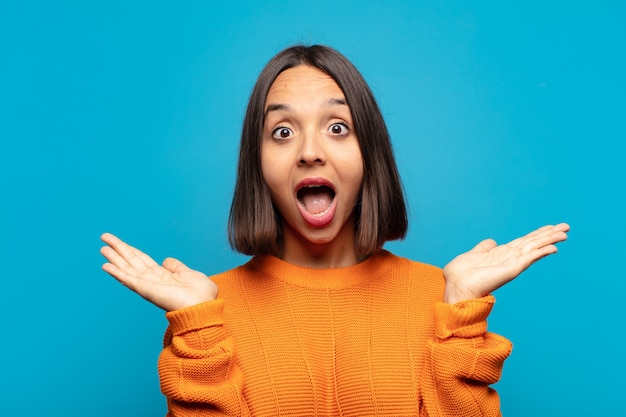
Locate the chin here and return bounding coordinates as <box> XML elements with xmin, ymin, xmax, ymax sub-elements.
<box><xmin>303</xmin><ymin>232</ymin><xmax>338</xmax><ymax>245</ymax></box>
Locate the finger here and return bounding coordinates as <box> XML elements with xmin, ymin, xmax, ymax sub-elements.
<box><xmin>553</xmin><ymin>222</ymin><xmax>570</xmax><ymax>233</ymax></box>
<box><xmin>100</xmin><ymin>245</ymin><xmax>133</xmax><ymax>272</ymax></box>
<box><xmin>507</xmin><ymin>225</ymin><xmax>554</xmax><ymax>248</ymax></box>
<box><xmin>100</xmin><ymin>232</ymin><xmax>158</xmax><ymax>271</ymax></box>
<box><xmin>101</xmin><ymin>243</ymin><xmax>148</xmax><ymax>274</ymax></box>
<box><xmin>518</xmin><ymin>244</ymin><xmax>559</xmax><ymax>270</ymax></box>
<box><xmin>520</xmin><ymin>228</ymin><xmax>569</xmax><ymax>253</ymax></box>
<box><xmin>102</xmin><ymin>261</ymin><xmax>139</xmax><ymax>290</ymax></box>
<box><xmin>101</xmin><ymin>232</ymin><xmax>124</xmax><ymax>247</ymax></box>
<box><xmin>467</xmin><ymin>238</ymin><xmax>497</xmax><ymax>253</ymax></box>
<box><xmin>131</xmin><ymin>247</ymin><xmax>160</xmax><ymax>268</ymax></box>
<box><xmin>162</xmin><ymin>257</ymin><xmax>190</xmax><ymax>273</ymax></box>
<box><xmin>531</xmin><ymin>224</ymin><xmax>569</xmax><ymax>241</ymax></box>
<box><xmin>508</xmin><ymin>223</ymin><xmax>569</xmax><ymax>249</ymax></box>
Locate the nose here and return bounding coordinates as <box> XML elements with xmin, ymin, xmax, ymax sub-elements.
<box><xmin>298</xmin><ymin>129</ymin><xmax>326</xmax><ymax>166</ymax></box>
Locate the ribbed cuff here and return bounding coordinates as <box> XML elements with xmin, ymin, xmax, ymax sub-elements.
<box><xmin>434</xmin><ymin>295</ymin><xmax>495</xmax><ymax>340</ymax></box>
<box><xmin>165</xmin><ymin>299</ymin><xmax>225</xmax><ymax>336</ymax></box>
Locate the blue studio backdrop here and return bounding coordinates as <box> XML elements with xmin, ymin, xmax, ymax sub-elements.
<box><xmin>1</xmin><ymin>1</ymin><xmax>624</xmax><ymax>416</ymax></box>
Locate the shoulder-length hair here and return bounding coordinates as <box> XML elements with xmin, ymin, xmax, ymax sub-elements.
<box><xmin>228</xmin><ymin>45</ymin><xmax>407</xmax><ymax>256</ymax></box>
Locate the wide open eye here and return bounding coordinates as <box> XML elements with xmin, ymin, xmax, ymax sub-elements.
<box><xmin>272</xmin><ymin>126</ymin><xmax>293</xmax><ymax>140</ymax></box>
<box><xmin>329</xmin><ymin>122</ymin><xmax>349</xmax><ymax>136</ymax></box>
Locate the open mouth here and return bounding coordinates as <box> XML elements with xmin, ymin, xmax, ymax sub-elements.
<box><xmin>296</xmin><ymin>184</ymin><xmax>336</xmax><ymax>216</ymax></box>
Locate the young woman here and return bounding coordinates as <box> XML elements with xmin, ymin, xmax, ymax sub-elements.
<box><xmin>101</xmin><ymin>45</ymin><xmax>569</xmax><ymax>416</ymax></box>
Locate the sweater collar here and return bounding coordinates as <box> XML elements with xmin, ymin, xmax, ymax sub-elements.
<box><xmin>244</xmin><ymin>250</ymin><xmax>395</xmax><ymax>290</ymax></box>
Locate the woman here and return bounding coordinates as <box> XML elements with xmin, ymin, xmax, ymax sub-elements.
<box><xmin>101</xmin><ymin>45</ymin><xmax>569</xmax><ymax>416</ymax></box>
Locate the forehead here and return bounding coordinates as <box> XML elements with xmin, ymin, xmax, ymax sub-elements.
<box><xmin>265</xmin><ymin>65</ymin><xmax>344</xmax><ymax>105</ymax></box>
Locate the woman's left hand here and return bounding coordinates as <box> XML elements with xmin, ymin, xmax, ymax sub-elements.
<box><xmin>442</xmin><ymin>223</ymin><xmax>570</xmax><ymax>304</ymax></box>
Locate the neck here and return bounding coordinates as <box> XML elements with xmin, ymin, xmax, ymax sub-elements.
<box><xmin>278</xmin><ymin>219</ymin><xmax>365</xmax><ymax>269</ymax></box>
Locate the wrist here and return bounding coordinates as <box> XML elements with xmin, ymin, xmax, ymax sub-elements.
<box><xmin>443</xmin><ymin>284</ymin><xmax>477</xmax><ymax>305</ymax></box>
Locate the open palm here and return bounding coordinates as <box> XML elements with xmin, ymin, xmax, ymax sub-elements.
<box><xmin>442</xmin><ymin>223</ymin><xmax>570</xmax><ymax>304</ymax></box>
<box><xmin>100</xmin><ymin>233</ymin><xmax>218</xmax><ymax>311</ymax></box>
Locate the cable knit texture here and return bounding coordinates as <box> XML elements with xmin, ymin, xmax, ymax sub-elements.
<box><xmin>158</xmin><ymin>250</ymin><xmax>512</xmax><ymax>416</ymax></box>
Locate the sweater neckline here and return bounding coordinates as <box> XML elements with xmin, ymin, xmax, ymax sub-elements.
<box><xmin>245</xmin><ymin>250</ymin><xmax>394</xmax><ymax>290</ymax></box>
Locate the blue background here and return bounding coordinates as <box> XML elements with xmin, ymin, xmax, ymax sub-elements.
<box><xmin>1</xmin><ymin>1</ymin><xmax>624</xmax><ymax>416</ymax></box>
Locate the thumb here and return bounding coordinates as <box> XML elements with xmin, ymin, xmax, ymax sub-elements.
<box><xmin>162</xmin><ymin>257</ymin><xmax>190</xmax><ymax>273</ymax></box>
<box><xmin>469</xmin><ymin>238</ymin><xmax>497</xmax><ymax>253</ymax></box>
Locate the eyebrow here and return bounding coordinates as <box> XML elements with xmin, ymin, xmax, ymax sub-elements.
<box><xmin>264</xmin><ymin>98</ymin><xmax>348</xmax><ymax>117</ymax></box>
<box><xmin>265</xmin><ymin>103</ymin><xmax>291</xmax><ymax>115</ymax></box>
<box><xmin>326</xmin><ymin>97</ymin><xmax>348</xmax><ymax>107</ymax></box>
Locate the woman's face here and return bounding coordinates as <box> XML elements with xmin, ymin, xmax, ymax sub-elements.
<box><xmin>261</xmin><ymin>65</ymin><xmax>364</xmax><ymax>267</ymax></box>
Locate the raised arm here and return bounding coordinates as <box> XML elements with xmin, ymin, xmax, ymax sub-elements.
<box><xmin>419</xmin><ymin>223</ymin><xmax>569</xmax><ymax>416</ymax></box>
<box><xmin>100</xmin><ymin>234</ymin><xmax>249</xmax><ymax>416</ymax></box>
<box><xmin>421</xmin><ymin>296</ymin><xmax>512</xmax><ymax>417</ymax></box>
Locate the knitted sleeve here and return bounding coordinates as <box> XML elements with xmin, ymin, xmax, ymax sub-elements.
<box><xmin>420</xmin><ymin>295</ymin><xmax>512</xmax><ymax>417</ymax></box>
<box><xmin>158</xmin><ymin>299</ymin><xmax>250</xmax><ymax>417</ymax></box>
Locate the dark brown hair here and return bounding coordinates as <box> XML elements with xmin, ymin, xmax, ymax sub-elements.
<box><xmin>228</xmin><ymin>45</ymin><xmax>407</xmax><ymax>256</ymax></box>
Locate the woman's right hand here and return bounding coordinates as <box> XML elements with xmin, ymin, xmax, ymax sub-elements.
<box><xmin>100</xmin><ymin>233</ymin><xmax>218</xmax><ymax>311</ymax></box>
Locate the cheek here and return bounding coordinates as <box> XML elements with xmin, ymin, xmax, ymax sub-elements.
<box><xmin>341</xmin><ymin>146</ymin><xmax>364</xmax><ymax>185</ymax></box>
<box><xmin>349</xmin><ymin>168</ymin><xmax>365</xmax><ymax>198</ymax></box>
<box><xmin>260</xmin><ymin>145</ymin><xmax>274</xmax><ymax>183</ymax></box>
<box><xmin>260</xmin><ymin>157</ymin><xmax>283</xmax><ymax>201</ymax></box>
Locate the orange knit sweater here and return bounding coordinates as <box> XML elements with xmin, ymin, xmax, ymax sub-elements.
<box><xmin>158</xmin><ymin>250</ymin><xmax>512</xmax><ymax>416</ymax></box>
